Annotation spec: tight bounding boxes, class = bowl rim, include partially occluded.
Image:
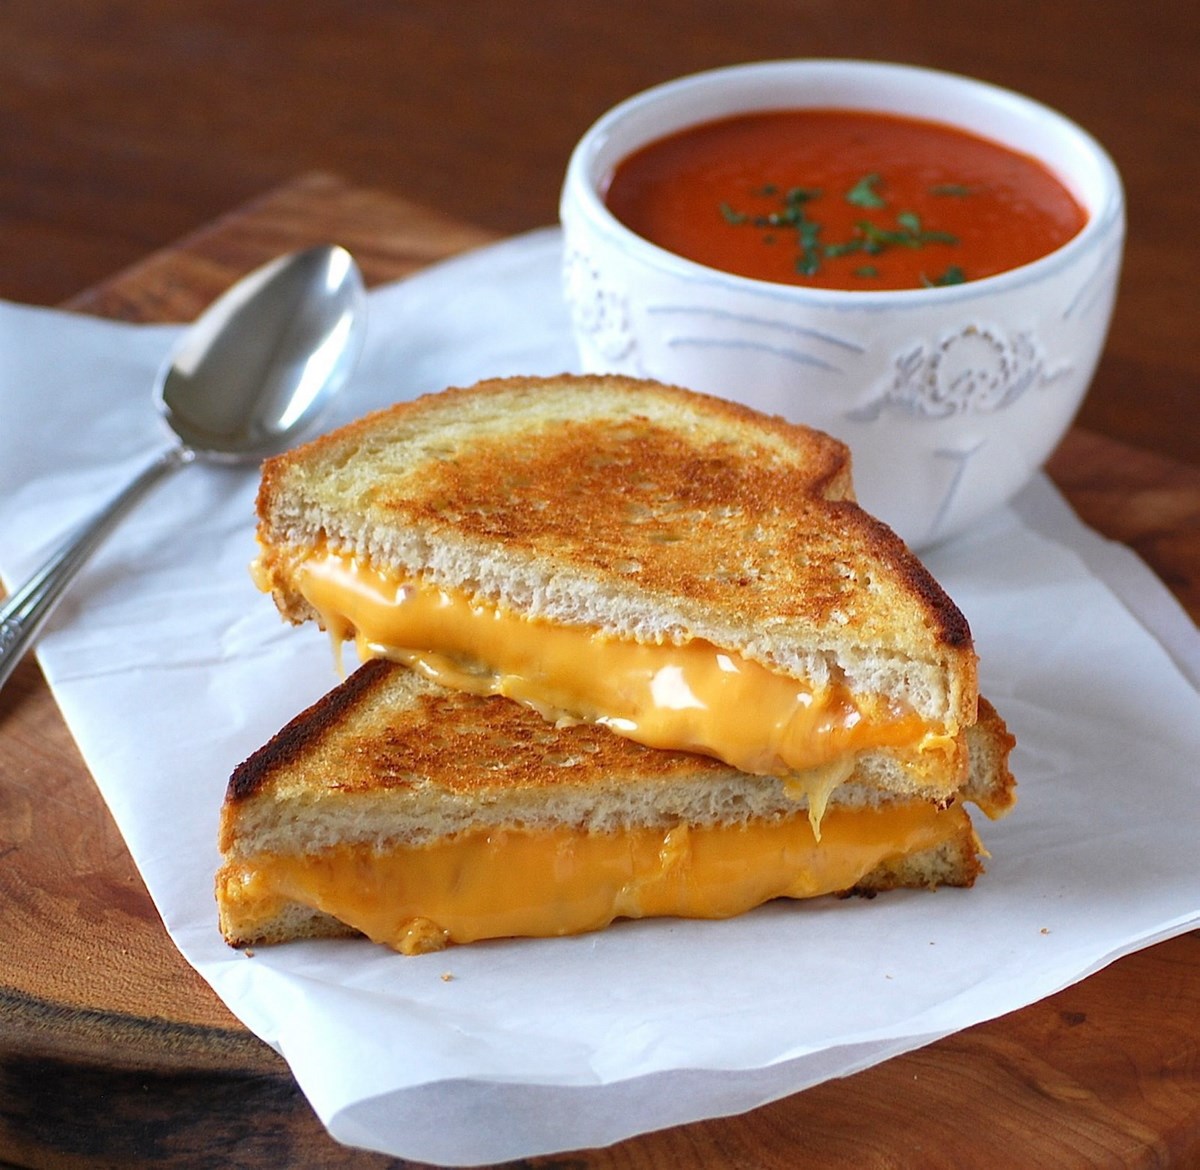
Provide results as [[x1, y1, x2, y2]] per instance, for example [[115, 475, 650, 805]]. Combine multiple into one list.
[[561, 58, 1126, 306]]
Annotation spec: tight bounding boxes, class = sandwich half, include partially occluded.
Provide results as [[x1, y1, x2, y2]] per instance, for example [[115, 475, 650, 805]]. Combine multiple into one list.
[[251, 374, 991, 827], [216, 660, 1015, 954]]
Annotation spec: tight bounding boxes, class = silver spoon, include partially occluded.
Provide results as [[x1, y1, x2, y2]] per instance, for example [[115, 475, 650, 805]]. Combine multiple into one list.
[[0, 243, 366, 694]]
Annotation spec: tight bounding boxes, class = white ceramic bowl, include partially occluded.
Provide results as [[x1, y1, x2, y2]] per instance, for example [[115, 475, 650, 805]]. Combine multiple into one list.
[[560, 60, 1124, 548]]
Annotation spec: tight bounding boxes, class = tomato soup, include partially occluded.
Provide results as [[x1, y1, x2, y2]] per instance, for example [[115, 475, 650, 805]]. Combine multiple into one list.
[[603, 109, 1087, 291]]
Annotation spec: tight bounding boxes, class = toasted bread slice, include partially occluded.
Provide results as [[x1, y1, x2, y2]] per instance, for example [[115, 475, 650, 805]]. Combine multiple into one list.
[[252, 374, 980, 805], [216, 661, 1015, 954]]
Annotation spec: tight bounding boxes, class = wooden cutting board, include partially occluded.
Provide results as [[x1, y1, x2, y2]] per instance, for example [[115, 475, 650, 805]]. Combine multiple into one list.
[[1, 173, 1197, 1169]]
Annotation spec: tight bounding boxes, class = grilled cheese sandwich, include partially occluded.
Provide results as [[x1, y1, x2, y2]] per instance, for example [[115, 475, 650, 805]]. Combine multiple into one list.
[[226, 374, 1017, 953], [216, 661, 1014, 953]]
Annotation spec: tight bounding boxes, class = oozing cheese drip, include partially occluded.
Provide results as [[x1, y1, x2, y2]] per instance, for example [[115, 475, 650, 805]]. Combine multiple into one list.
[[285, 550, 954, 793], [218, 802, 973, 954]]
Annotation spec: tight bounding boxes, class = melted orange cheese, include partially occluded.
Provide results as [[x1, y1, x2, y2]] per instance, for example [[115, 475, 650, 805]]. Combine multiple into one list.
[[220, 802, 971, 953], [287, 550, 954, 785]]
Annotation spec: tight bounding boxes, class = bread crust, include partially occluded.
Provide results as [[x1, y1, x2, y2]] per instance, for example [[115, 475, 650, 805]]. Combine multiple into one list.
[[220, 661, 1014, 855]]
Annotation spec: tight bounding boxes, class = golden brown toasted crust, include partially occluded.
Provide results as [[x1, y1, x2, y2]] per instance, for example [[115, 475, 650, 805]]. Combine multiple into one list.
[[963, 697, 1017, 819], [219, 899, 355, 949], [220, 661, 1015, 857], [848, 827, 986, 894], [225, 658, 395, 806], [253, 375, 976, 724], [223, 659, 754, 819], [260, 372, 855, 515]]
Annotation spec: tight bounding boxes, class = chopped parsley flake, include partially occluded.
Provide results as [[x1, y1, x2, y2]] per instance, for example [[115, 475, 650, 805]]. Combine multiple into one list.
[[923, 265, 967, 287], [846, 173, 887, 208], [718, 171, 966, 285]]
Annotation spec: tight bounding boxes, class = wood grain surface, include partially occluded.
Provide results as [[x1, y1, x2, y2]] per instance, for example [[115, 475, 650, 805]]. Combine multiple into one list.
[[1, 173, 1197, 1169]]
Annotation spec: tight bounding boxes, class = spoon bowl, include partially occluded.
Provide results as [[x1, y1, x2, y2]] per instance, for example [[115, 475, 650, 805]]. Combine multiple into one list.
[[160, 244, 364, 460], [0, 244, 366, 692]]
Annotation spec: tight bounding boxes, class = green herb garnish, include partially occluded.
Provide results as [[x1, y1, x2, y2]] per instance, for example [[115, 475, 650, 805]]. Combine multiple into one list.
[[786, 186, 822, 204], [846, 173, 886, 208], [729, 186, 824, 274], [857, 215, 959, 253], [929, 183, 975, 197], [718, 173, 964, 284], [795, 215, 822, 276], [922, 265, 967, 287]]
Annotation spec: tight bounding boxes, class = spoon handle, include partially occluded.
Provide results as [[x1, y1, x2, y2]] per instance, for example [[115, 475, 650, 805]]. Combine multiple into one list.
[[0, 446, 193, 695]]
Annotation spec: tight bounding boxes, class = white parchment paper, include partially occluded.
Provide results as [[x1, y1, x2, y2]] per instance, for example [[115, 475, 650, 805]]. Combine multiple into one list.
[[1, 229, 1198, 1167]]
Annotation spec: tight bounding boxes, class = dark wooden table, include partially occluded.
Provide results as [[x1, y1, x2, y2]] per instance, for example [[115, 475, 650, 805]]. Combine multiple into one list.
[[1, 5, 1198, 1167]]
